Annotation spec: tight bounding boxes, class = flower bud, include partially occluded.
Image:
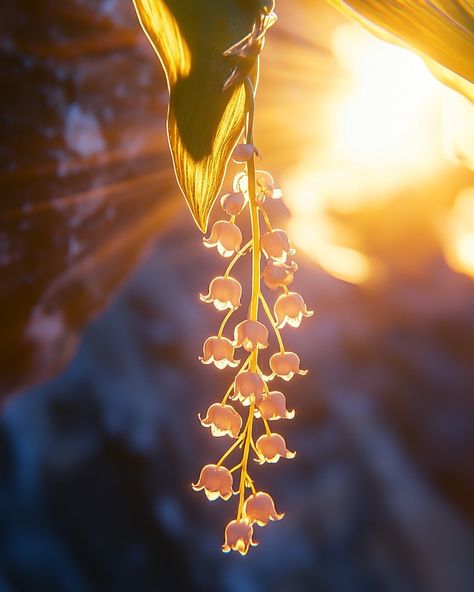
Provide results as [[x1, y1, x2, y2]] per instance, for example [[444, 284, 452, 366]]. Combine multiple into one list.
[[243, 492, 284, 526], [232, 143, 257, 163], [261, 229, 294, 262], [203, 220, 242, 257], [255, 391, 295, 421], [222, 519, 257, 555], [268, 351, 307, 381], [200, 276, 242, 311], [232, 371, 265, 406], [199, 403, 242, 438], [200, 336, 240, 369], [255, 433, 295, 464], [220, 191, 247, 216], [263, 260, 298, 291], [192, 464, 234, 501], [274, 292, 314, 329], [233, 319, 269, 351]]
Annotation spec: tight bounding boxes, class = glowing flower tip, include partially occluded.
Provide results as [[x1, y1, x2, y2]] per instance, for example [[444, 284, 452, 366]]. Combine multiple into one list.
[[222, 519, 257, 555]]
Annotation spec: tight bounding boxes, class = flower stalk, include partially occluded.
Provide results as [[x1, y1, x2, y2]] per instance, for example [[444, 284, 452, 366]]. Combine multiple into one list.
[[193, 74, 313, 555]]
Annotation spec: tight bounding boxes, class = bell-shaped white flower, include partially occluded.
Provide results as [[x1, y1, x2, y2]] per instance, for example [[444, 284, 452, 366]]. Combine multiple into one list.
[[267, 352, 307, 381], [222, 519, 257, 555], [261, 229, 294, 262], [232, 169, 282, 204], [243, 491, 284, 526], [255, 170, 283, 204], [200, 276, 242, 311], [220, 191, 247, 216], [200, 336, 240, 369], [263, 259, 298, 291], [192, 464, 234, 501], [274, 292, 314, 329], [199, 403, 242, 438], [233, 319, 269, 351], [203, 220, 242, 257], [255, 391, 295, 421], [255, 433, 295, 464], [232, 371, 265, 406]]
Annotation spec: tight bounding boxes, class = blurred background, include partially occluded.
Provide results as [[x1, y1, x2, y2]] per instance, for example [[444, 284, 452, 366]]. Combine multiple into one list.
[[1, 1, 474, 591]]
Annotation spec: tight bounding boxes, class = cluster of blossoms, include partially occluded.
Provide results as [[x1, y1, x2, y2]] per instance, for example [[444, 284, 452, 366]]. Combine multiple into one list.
[[192, 88, 313, 555]]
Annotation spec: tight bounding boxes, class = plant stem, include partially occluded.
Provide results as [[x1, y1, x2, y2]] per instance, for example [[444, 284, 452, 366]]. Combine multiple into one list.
[[216, 433, 246, 467], [250, 436, 259, 456], [224, 239, 252, 278], [237, 402, 254, 519], [259, 206, 273, 231], [236, 77, 260, 520], [230, 462, 242, 473], [217, 307, 235, 338], [245, 79, 260, 330], [259, 291, 285, 353], [262, 416, 272, 436]]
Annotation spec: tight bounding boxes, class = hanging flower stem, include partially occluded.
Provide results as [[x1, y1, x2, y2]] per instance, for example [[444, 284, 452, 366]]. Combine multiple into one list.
[[233, 77, 261, 522], [194, 63, 312, 556], [259, 291, 285, 353], [259, 205, 273, 231], [245, 77, 260, 327], [224, 239, 252, 278], [237, 400, 255, 519], [217, 307, 236, 338]]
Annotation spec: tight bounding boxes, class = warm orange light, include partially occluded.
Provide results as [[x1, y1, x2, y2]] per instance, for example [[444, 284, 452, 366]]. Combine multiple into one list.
[[441, 187, 474, 279], [442, 90, 474, 171], [284, 24, 450, 284], [331, 25, 442, 171]]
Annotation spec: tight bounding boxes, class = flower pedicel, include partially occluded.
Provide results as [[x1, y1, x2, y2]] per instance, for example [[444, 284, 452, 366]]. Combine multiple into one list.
[[193, 44, 314, 554]]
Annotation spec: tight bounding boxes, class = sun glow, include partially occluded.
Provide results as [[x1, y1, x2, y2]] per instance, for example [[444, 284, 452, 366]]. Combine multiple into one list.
[[285, 24, 450, 284], [331, 25, 441, 169]]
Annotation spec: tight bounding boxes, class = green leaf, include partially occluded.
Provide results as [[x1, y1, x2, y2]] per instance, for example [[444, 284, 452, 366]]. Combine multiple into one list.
[[326, 0, 474, 103], [133, 0, 261, 231]]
